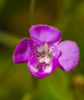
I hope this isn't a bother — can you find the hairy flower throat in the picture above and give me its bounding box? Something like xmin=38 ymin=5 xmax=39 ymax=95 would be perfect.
xmin=39 ymin=43 xmax=52 ymax=64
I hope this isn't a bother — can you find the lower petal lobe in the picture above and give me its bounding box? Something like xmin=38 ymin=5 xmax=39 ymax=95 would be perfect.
xmin=28 ymin=55 xmax=57 ymax=78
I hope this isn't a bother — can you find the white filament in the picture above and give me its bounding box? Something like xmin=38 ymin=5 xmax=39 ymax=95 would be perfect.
xmin=39 ymin=56 xmax=50 ymax=64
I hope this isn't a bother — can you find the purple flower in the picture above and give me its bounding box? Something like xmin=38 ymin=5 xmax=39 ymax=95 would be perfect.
xmin=13 ymin=24 xmax=80 ymax=78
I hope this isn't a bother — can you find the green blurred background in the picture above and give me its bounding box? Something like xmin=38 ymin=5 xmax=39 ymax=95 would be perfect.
xmin=0 ymin=0 xmax=84 ymax=100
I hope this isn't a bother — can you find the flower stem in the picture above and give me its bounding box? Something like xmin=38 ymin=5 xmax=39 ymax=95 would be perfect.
xmin=29 ymin=0 xmax=37 ymax=85
xmin=28 ymin=0 xmax=36 ymax=28
xmin=28 ymin=0 xmax=40 ymax=99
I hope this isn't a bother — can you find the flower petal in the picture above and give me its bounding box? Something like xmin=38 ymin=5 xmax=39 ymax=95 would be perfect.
xmin=28 ymin=55 xmax=57 ymax=78
xmin=57 ymin=40 xmax=80 ymax=72
xmin=29 ymin=24 xmax=61 ymax=44
xmin=13 ymin=38 xmax=33 ymax=63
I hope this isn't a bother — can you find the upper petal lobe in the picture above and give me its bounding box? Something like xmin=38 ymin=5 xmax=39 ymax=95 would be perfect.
xmin=29 ymin=24 xmax=61 ymax=44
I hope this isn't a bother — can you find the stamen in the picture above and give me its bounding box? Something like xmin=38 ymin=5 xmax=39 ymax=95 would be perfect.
xmin=48 ymin=53 xmax=52 ymax=58
xmin=44 ymin=43 xmax=49 ymax=52
xmin=39 ymin=56 xmax=50 ymax=64
xmin=40 ymin=52 xmax=45 ymax=57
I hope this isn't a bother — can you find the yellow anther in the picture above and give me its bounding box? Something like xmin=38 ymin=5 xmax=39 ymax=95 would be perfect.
xmin=48 ymin=53 xmax=52 ymax=58
xmin=40 ymin=52 xmax=45 ymax=57
xmin=44 ymin=43 xmax=49 ymax=52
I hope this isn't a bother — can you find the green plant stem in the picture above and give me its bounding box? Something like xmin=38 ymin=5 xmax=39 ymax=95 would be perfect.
xmin=28 ymin=0 xmax=36 ymax=28
xmin=29 ymin=0 xmax=37 ymax=84
xmin=28 ymin=0 xmax=40 ymax=99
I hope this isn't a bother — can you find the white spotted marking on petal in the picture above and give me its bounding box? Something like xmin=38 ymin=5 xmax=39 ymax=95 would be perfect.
xmin=44 ymin=65 xmax=52 ymax=73
xmin=31 ymin=66 xmax=38 ymax=73
xmin=37 ymin=46 xmax=43 ymax=52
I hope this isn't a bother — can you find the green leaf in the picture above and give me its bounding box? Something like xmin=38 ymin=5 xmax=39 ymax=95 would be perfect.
xmin=0 ymin=30 xmax=22 ymax=48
